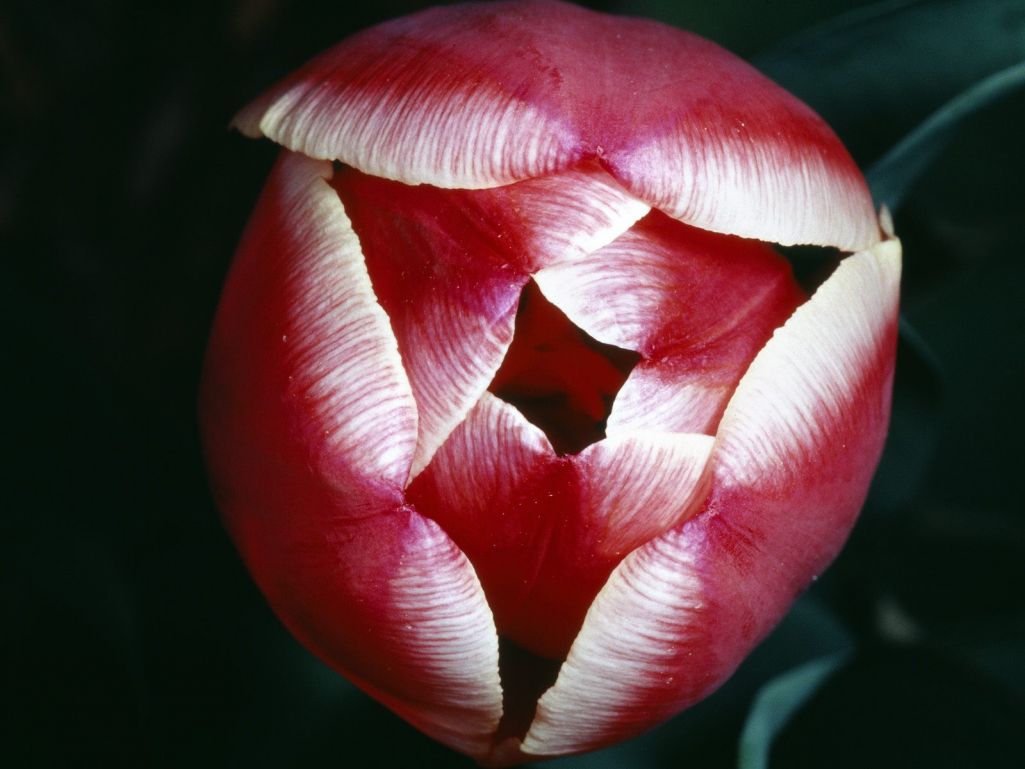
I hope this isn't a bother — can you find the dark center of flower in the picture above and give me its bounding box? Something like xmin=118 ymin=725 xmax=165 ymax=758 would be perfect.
xmin=488 ymin=281 xmax=639 ymax=454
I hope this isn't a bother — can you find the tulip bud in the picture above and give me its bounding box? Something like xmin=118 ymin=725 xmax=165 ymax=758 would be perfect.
xmin=201 ymin=0 xmax=901 ymax=763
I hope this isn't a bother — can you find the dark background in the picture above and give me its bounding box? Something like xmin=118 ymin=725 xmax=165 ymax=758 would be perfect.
xmin=5 ymin=0 xmax=1025 ymax=766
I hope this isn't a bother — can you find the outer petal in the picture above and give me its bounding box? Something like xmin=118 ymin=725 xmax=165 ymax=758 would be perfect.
xmin=409 ymin=393 xmax=713 ymax=659
xmin=520 ymin=238 xmax=901 ymax=757
xmin=200 ymin=152 xmax=502 ymax=756
xmin=236 ymin=0 xmax=876 ymax=249
xmin=333 ymin=164 xmax=644 ymax=477
xmin=534 ymin=213 xmax=804 ymax=435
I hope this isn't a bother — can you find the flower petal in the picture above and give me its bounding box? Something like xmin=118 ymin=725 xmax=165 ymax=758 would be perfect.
xmin=534 ymin=212 xmax=804 ymax=435
xmin=409 ymin=393 xmax=713 ymax=659
xmin=233 ymin=3 xmax=581 ymax=188
xmin=521 ymin=238 xmax=901 ymax=756
xmin=236 ymin=0 xmax=875 ymax=248
xmin=202 ymin=151 xmax=417 ymax=491
xmin=333 ymin=164 xmax=644 ymax=477
xmin=200 ymin=151 xmax=502 ymax=757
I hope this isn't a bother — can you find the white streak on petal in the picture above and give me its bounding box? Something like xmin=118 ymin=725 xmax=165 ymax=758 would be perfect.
xmin=403 ymin=293 xmax=523 ymax=479
xmin=605 ymin=368 xmax=729 ymax=436
xmin=505 ymin=164 xmax=649 ymax=270
xmin=620 ymin=131 xmax=880 ymax=250
xmin=520 ymin=238 xmax=902 ymax=757
xmin=375 ymin=513 xmax=504 ymax=756
xmin=715 ymin=239 xmax=902 ymax=487
xmin=575 ymin=432 xmax=714 ymax=557
xmin=234 ymin=23 xmax=577 ymax=188
xmin=521 ymin=529 xmax=705 ymax=756
xmin=275 ymin=152 xmax=418 ymax=486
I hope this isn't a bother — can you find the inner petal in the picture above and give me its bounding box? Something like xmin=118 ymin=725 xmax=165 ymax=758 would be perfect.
xmin=489 ymin=280 xmax=639 ymax=455
xmin=330 ymin=161 xmax=646 ymax=478
xmin=534 ymin=211 xmax=806 ymax=436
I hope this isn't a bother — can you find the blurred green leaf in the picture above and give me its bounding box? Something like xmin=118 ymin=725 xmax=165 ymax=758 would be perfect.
xmin=755 ymin=0 xmax=1025 ymax=163
xmin=864 ymin=319 xmax=943 ymax=516
xmin=770 ymin=645 xmax=1025 ymax=769
xmin=869 ymin=60 xmax=1025 ymax=208
xmin=738 ymin=652 xmax=851 ymax=769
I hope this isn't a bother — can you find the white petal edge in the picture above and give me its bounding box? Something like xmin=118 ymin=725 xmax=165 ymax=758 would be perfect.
xmin=618 ymin=131 xmax=881 ymax=251
xmin=359 ymin=512 xmax=504 ymax=757
xmin=234 ymin=44 xmax=575 ymax=189
xmin=574 ymin=431 xmax=715 ymax=558
xmin=519 ymin=238 xmax=902 ymax=756
xmin=275 ymin=151 xmax=418 ymax=487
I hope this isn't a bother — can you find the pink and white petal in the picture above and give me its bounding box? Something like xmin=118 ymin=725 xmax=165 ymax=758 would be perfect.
xmin=223 ymin=492 xmax=503 ymax=757
xmin=535 ymin=213 xmax=803 ymax=435
xmin=605 ymin=111 xmax=879 ymax=249
xmin=573 ymin=431 xmax=714 ymax=559
xmin=485 ymin=162 xmax=649 ymax=271
xmin=236 ymin=1 xmax=875 ymax=247
xmin=604 ymin=365 xmax=733 ymax=435
xmin=520 ymin=239 xmax=901 ymax=756
xmin=333 ymin=165 xmax=644 ymax=477
xmin=200 ymin=153 xmax=502 ymax=757
xmin=408 ymin=394 xmax=564 ymax=650
xmin=410 ymin=396 xmax=714 ymax=659
xmin=202 ymin=151 xmax=417 ymax=494
xmin=232 ymin=4 xmax=580 ymax=188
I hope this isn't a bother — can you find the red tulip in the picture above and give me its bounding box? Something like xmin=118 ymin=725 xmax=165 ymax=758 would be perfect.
xmin=201 ymin=0 xmax=901 ymax=763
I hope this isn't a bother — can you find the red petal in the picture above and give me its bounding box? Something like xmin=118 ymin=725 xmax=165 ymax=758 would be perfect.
xmin=520 ymin=238 xmax=901 ymax=756
xmin=200 ymin=152 xmax=502 ymax=757
xmin=409 ymin=394 xmax=713 ymax=659
xmin=332 ymin=164 xmax=644 ymax=476
xmin=236 ymin=0 xmax=875 ymax=248
xmin=534 ymin=212 xmax=804 ymax=435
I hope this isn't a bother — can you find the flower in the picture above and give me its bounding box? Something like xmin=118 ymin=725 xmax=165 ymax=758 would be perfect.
xmin=201 ymin=0 xmax=901 ymax=764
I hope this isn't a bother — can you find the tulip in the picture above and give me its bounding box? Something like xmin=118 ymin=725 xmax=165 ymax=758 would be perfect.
xmin=201 ymin=0 xmax=901 ymax=764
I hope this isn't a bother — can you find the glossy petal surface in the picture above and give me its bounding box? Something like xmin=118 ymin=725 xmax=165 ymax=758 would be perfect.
xmin=200 ymin=152 xmax=502 ymax=757
xmin=236 ymin=0 xmax=877 ymax=249
xmin=521 ymin=239 xmax=901 ymax=756
xmin=333 ymin=163 xmax=644 ymax=476
xmin=409 ymin=393 xmax=713 ymax=658
xmin=535 ymin=213 xmax=804 ymax=436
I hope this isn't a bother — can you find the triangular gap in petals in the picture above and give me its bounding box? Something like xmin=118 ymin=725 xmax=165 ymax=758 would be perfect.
xmin=331 ymin=163 xmax=646 ymax=478
xmin=534 ymin=211 xmax=804 ymax=437
xmin=519 ymin=239 xmax=901 ymax=758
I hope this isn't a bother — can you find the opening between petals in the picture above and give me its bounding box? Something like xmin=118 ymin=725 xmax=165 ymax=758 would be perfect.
xmin=488 ymin=280 xmax=639 ymax=455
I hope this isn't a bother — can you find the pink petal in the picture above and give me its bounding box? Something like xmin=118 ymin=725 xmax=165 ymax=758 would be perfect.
xmin=203 ymin=151 xmax=417 ymax=491
xmin=236 ymin=0 xmax=876 ymax=248
xmin=408 ymin=394 xmax=713 ymax=659
xmin=332 ymin=164 xmax=644 ymax=477
xmin=520 ymin=238 xmax=901 ymax=757
xmin=534 ymin=212 xmax=804 ymax=436
xmin=199 ymin=151 xmax=502 ymax=757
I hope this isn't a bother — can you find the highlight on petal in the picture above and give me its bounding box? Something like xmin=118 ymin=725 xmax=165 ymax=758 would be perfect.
xmin=232 ymin=3 xmax=580 ymax=188
xmin=200 ymin=152 xmax=502 ymax=757
xmin=202 ymin=151 xmax=417 ymax=494
xmin=534 ymin=212 xmax=804 ymax=436
xmin=333 ymin=164 xmax=645 ymax=477
xmin=520 ymin=238 xmax=901 ymax=757
xmin=409 ymin=393 xmax=713 ymax=660
xmin=236 ymin=0 xmax=876 ymax=246
xmin=231 ymin=499 xmax=504 ymax=758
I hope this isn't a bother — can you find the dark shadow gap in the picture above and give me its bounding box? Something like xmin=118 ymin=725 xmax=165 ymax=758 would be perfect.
xmin=489 ymin=280 xmax=640 ymax=455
